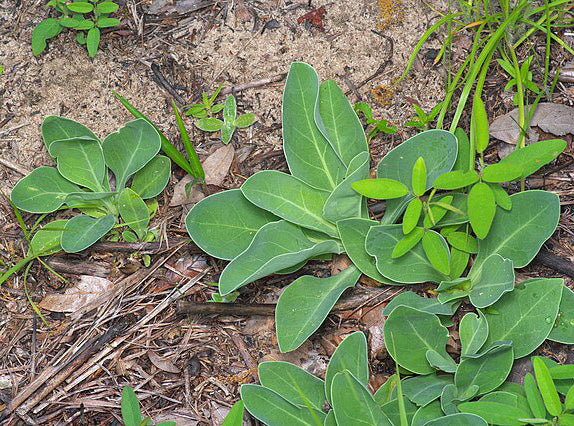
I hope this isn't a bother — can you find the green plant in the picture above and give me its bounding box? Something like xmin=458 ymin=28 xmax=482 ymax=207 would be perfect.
xmin=32 ymin=0 xmax=121 ymax=57
xmin=404 ymin=102 xmax=444 ymax=130
xmin=354 ymin=102 xmax=397 ymax=141
xmin=195 ymin=95 xmax=255 ymax=144
xmin=121 ymin=386 xmax=175 ymax=426
xmin=184 ymin=84 xmax=225 ymax=119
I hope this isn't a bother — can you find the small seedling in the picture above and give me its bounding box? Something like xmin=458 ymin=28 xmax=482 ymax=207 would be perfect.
xmin=354 ymin=102 xmax=397 ymax=141
xmin=195 ymin=95 xmax=255 ymax=144
xmin=32 ymin=0 xmax=121 ymax=57
xmin=121 ymin=386 xmax=175 ymax=426
xmin=404 ymin=101 xmax=443 ymax=129
xmin=184 ymin=84 xmax=224 ymax=119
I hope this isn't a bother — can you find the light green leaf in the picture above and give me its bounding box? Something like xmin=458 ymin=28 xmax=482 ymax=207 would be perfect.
xmin=221 ymin=400 xmax=244 ymax=426
xmin=241 ymin=170 xmax=338 ymax=238
xmin=218 ymin=221 xmax=339 ymax=295
xmin=283 ymin=63 xmax=346 ymax=191
xmin=67 ymin=1 xmax=93 ymax=12
xmin=316 ymin=80 xmax=368 ymax=166
xmin=469 ymin=254 xmax=514 ymax=308
xmin=374 ymin=374 xmax=398 ymax=406
xmin=103 ymin=119 xmax=161 ymax=190
xmin=118 ymin=188 xmax=149 ymax=240
xmin=276 ymin=266 xmax=360 ymax=352
xmin=458 ymin=401 xmax=529 ymax=426
xmin=453 ymin=128 xmax=471 ymax=172
xmin=352 ymin=178 xmax=409 ymax=200
xmin=424 ymin=413 xmax=487 ymax=426
xmin=433 ymin=170 xmax=479 ymax=190
xmin=96 ymin=1 xmax=119 ymax=13
xmin=455 ymin=345 xmax=514 ymax=395
xmin=423 ymin=195 xmax=454 ymax=228
xmin=221 ymin=122 xmax=235 ymax=144
xmin=482 ymin=278 xmax=563 ymax=358
xmin=42 ymin=116 xmax=99 ymax=154
xmin=74 ymin=19 xmax=94 ymax=30
xmin=223 ymin=95 xmax=236 ymax=123
xmin=446 ymin=232 xmax=478 ymax=254
xmin=49 ymin=137 xmax=105 ymax=192
xmin=449 ymin=247 xmax=469 ymax=280
xmin=332 ymin=371 xmax=392 ymax=426
xmin=11 ymin=167 xmax=80 ymax=213
xmin=86 ymin=27 xmax=100 ymax=57
xmin=548 ymin=285 xmax=574 ymax=344
xmin=459 ymin=312 xmax=488 ymax=357
xmin=325 ymin=332 xmax=369 ymax=404
xmin=481 ymin=163 xmax=522 ymax=183
xmin=392 ymin=227 xmax=424 ymax=259
xmin=196 ymin=117 xmax=223 ymax=132
xmin=32 ymin=18 xmax=62 ymax=55
xmin=241 ymin=384 xmax=325 ymax=426
xmin=384 ymin=306 xmax=449 ymax=374
xmin=235 ymin=113 xmax=255 ymax=128
xmin=403 ymin=198 xmax=423 ymax=234
xmin=471 ymin=95 xmax=489 ymax=153
xmin=323 ymin=411 xmax=336 ymax=426
xmin=121 ymin=386 xmax=142 ymax=426
xmin=523 ymin=373 xmax=546 ymax=419
xmin=422 ymin=230 xmax=450 ymax=275
xmin=499 ymin=139 xmax=566 ymax=178
xmin=488 ymin=183 xmax=512 ymax=210
xmin=383 ymin=291 xmax=458 ymax=316
xmin=27 ymin=220 xmax=68 ymax=257
xmin=258 ymin=362 xmax=326 ymax=411
xmin=323 ymin=151 xmax=369 ymax=223
xmin=533 ymin=357 xmax=562 ymax=416
xmin=402 ymin=374 xmax=453 ymax=407
xmin=565 ymin=385 xmax=574 ymax=411
xmin=468 ymin=182 xmax=495 ymax=239
xmin=130 ymin=155 xmax=171 ymax=199
xmin=412 ymin=157 xmax=427 ymax=197
xmin=366 ymin=225 xmax=447 ymax=283
xmin=411 ymin=400 xmax=444 ymax=426
xmin=96 ymin=17 xmax=121 ymax=28
xmin=185 ymin=189 xmax=278 ymax=260
xmin=61 ymin=214 xmax=115 ymax=253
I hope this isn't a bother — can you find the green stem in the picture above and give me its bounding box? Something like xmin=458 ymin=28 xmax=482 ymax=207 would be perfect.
xmin=0 ymin=257 xmax=33 ymax=287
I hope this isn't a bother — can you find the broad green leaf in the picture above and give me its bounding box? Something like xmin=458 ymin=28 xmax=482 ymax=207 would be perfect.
xmin=424 ymin=413 xmax=487 ymax=426
xmin=468 ymin=183 xmax=495 ymax=239
xmin=61 ymin=214 xmax=115 ymax=253
xmin=426 ymin=349 xmax=457 ymax=373
xmin=11 ymin=166 xmax=80 ymax=213
xmin=337 ymin=218 xmax=397 ymax=285
xmin=533 ymin=357 xmax=562 ymax=416
xmin=446 ymin=232 xmax=478 ymax=254
xmin=383 ymin=291 xmax=458 ymax=316
xmin=384 ymin=306 xmax=449 ymax=374
xmin=332 ymin=371 xmax=392 ymax=426
xmin=366 ymin=225 xmax=447 ymax=284
xmin=455 ymin=345 xmax=514 ymax=395
xmin=379 ymin=398 xmax=417 ymax=425
xmin=411 ymin=400 xmax=444 ymax=426
xmin=283 ymin=63 xmax=346 ymax=191
xmin=471 ymin=95 xmax=489 ymax=153
xmin=235 ymin=113 xmax=255 ymax=128
xmin=499 ymin=139 xmax=566 ymax=178
xmin=401 ymin=373 xmax=453 ymax=407
xmin=449 ymin=247 xmax=469 ymax=279
xmin=453 ymin=128 xmax=470 ymax=172
xmin=323 ymin=411 xmax=336 ymax=426
xmin=121 ymin=386 xmax=142 ymax=426
xmin=391 ymin=227 xmax=424 ymax=259
xmin=325 ymin=332 xmax=369 ymax=404
xmin=223 ymin=95 xmax=236 ymax=123
xmin=49 ymin=137 xmax=105 ymax=192
xmin=459 ymin=312 xmax=488 ymax=357
xmin=481 ymin=163 xmax=522 ymax=183
xmin=323 ymin=151 xmax=369 ymax=223
xmin=458 ymin=401 xmax=529 ymax=426
xmin=524 ymin=373 xmax=546 ymax=419
xmin=222 ymin=401 xmax=244 ymax=426
xmin=130 ymin=155 xmax=171 ymax=199
xmin=103 ymin=119 xmax=161 ymax=190
xmin=441 ymin=383 xmax=478 ymax=415
xmin=566 ymin=385 xmax=574 ymax=411
xmin=316 ymin=80 xmax=368 ymax=166
xmin=27 ymin=220 xmax=68 ymax=257
xmin=433 ymin=170 xmax=479 ymax=190
xmin=422 ymin=230 xmax=450 ymax=275
xmin=468 ymin=254 xmax=514 ymax=308
xmin=482 ymin=278 xmax=563 ymax=358
xmin=258 ymin=362 xmax=326 ymax=411
xmin=488 ymin=183 xmax=512 ymax=210
xmin=352 ymin=178 xmax=409 ymax=200
xmin=60 ymin=17 xmax=81 ymax=28
xmin=474 ymin=191 xmax=560 ymax=270
xmin=403 ymin=198 xmax=423 ymax=234
xmin=221 ymin=122 xmax=235 ymax=144
xmin=185 ymin=189 xmax=279 ymax=260
xmin=74 ymin=19 xmax=94 ymax=30
xmin=32 ymin=18 xmax=62 ymax=55
xmin=374 ymin=374 xmax=398 ymax=406
xmin=241 ymin=384 xmax=325 ymax=426
xmin=67 ymin=1 xmax=93 ymax=12
xmin=195 ymin=117 xmax=223 ymax=132
xmin=549 ymin=285 xmax=574 ymax=344
xmin=242 ymin=170 xmax=338 ymax=238
xmin=276 ymin=265 xmax=361 ymax=352
xmin=219 ymin=221 xmax=339 ymax=295
xmin=411 ymin=157 xmax=427 ymax=197
xmin=42 ymin=116 xmax=98 ymax=153
xmin=436 ymin=277 xmax=471 ymax=304
xmin=118 ymin=188 xmax=149 ymax=240
xmin=95 ymin=1 xmax=118 ymax=13
xmin=86 ymin=27 xmax=100 ymax=57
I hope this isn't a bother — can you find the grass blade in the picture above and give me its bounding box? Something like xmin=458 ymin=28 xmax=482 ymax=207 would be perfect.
xmin=172 ymin=100 xmax=205 ymax=181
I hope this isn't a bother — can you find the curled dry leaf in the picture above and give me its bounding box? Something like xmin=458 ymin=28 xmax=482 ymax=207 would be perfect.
xmin=38 ymin=275 xmax=113 ymax=313
xmin=169 ymin=175 xmax=205 ymax=207
xmin=148 ymin=350 xmax=181 ymax=373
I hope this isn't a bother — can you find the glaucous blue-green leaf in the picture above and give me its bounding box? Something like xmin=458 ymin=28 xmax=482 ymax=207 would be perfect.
xmin=548 ymin=285 xmax=574 ymax=344
xmin=118 ymin=188 xmax=149 ymax=240
xmin=241 ymin=170 xmax=338 ymax=238
xmin=374 ymin=374 xmax=398 ymax=406
xmin=436 ymin=278 xmax=471 ymax=304
xmin=42 ymin=115 xmax=99 ymax=153
xmin=499 ymin=138 xmax=566 ymax=178
xmin=130 ymin=155 xmax=171 ymax=199
xmin=424 ymin=413 xmax=488 ymax=426
xmin=325 ymin=332 xmax=368 ymax=404
xmin=276 ymin=266 xmax=361 ymax=352
xmin=11 ymin=166 xmax=80 ymax=213
xmin=379 ymin=397 xmax=417 ymax=425
xmin=422 ymin=230 xmax=451 ymax=275
xmin=366 ymin=225 xmax=448 ymax=284
xmin=383 ymin=291 xmax=458 ymax=317
xmin=337 ymin=218 xmax=398 ymax=285
xmin=218 ymin=221 xmax=340 ymax=295
xmin=61 ymin=214 xmax=115 ymax=253
xmin=282 ymin=63 xmax=346 ymax=191
xmin=473 ymin=191 xmax=560 ymax=271
xmin=468 ymin=254 xmax=514 ymax=308
xmin=323 ymin=411 xmax=336 ymax=426
xmin=241 ymin=384 xmax=325 ymax=426
xmin=102 ymin=118 xmax=161 ymax=190
xmin=402 ymin=373 xmax=454 ymax=407
xmin=468 ymin=182 xmax=495 ymax=239
xmin=258 ymin=362 xmax=326 ymax=411
xmin=482 ymin=278 xmax=563 ymax=358
xmin=185 ymin=189 xmax=278 ymax=260
xmin=426 ymin=349 xmax=457 ymax=373
xmin=316 ymin=80 xmax=368 ymax=166
xmin=458 ymin=400 xmax=531 ymax=425
xmin=411 ymin=400 xmax=444 ymax=426
xmin=27 ymin=219 xmax=68 ymax=257
xmin=323 ymin=151 xmax=369 ymax=223
xmin=459 ymin=313 xmax=488 ymax=357
xmin=331 ymin=371 xmax=392 ymax=426
xmin=384 ymin=306 xmax=449 ymax=374
xmin=392 ymin=227 xmax=424 ymax=259
xmin=455 ymin=345 xmax=514 ymax=395
xmin=49 ymin=137 xmax=106 ymax=192
xmin=441 ymin=384 xmax=478 ymax=415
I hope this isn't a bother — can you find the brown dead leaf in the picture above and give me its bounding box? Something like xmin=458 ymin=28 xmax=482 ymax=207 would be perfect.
xmin=148 ymin=351 xmax=181 ymax=374
xmin=203 ymin=144 xmax=235 ymax=186
xmin=169 ymin=176 xmax=205 ymax=207
xmin=38 ymin=275 xmax=113 ymax=313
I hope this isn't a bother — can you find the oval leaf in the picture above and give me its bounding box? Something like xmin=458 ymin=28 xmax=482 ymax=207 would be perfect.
xmin=533 ymin=357 xmax=562 ymax=416
xmin=412 ymin=157 xmax=427 ymax=196
xmin=352 ymin=178 xmax=409 ymax=200
xmin=481 ymin=163 xmax=522 ymax=183
xmin=42 ymin=116 xmax=99 ymax=154
xmin=499 ymin=138 xmax=566 ymax=178
xmin=433 ymin=170 xmax=479 ymax=190
xmin=459 ymin=312 xmax=488 ymax=357
xmin=86 ymin=27 xmax=100 ymax=57
xmin=455 ymin=345 xmax=514 ymax=395
xmin=130 ymin=155 xmax=171 ymax=199
xmin=468 ymin=182 xmax=495 ymax=239
xmin=548 ymin=285 xmax=574 ymax=344
xmin=422 ymin=230 xmax=450 ymax=275
xmin=403 ymin=198 xmax=423 ymax=234
xmin=392 ymin=227 xmax=424 ymax=259
xmin=468 ymin=253 xmax=514 ymax=308
xmin=61 ymin=214 xmax=115 ymax=253
xmin=27 ymin=219 xmax=68 ymax=257
xmin=118 ymin=188 xmax=149 ymax=240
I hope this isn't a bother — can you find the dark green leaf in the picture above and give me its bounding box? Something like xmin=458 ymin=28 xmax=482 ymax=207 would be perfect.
xmin=548 ymin=285 xmax=574 ymax=344
xmin=458 ymin=401 xmax=529 ymax=426
xmin=61 ymin=214 xmax=115 ymax=253
xmin=454 ymin=345 xmax=514 ymax=395
xmin=130 ymin=155 xmax=171 ymax=199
